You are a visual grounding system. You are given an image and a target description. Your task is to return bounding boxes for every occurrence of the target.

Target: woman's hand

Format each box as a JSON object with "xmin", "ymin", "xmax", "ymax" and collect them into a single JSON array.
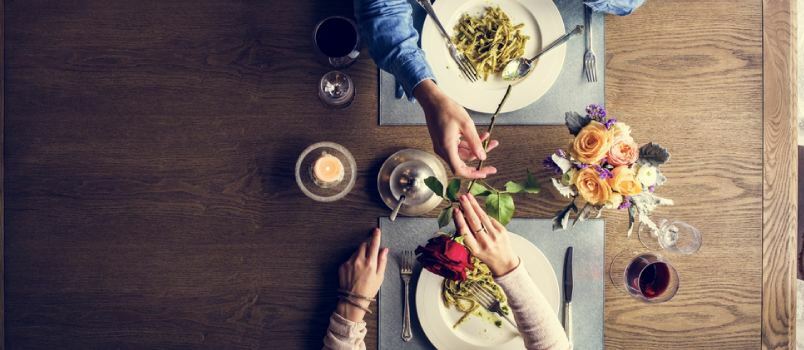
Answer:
[
  {"xmin": 454, "ymin": 194, "xmax": 519, "ymax": 276},
  {"xmin": 336, "ymin": 228, "xmax": 389, "ymax": 322},
  {"xmin": 415, "ymin": 80, "xmax": 499, "ymax": 179}
]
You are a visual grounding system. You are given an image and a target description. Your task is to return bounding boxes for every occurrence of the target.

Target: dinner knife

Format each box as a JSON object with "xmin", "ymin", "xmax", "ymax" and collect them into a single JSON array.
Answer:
[{"xmin": 563, "ymin": 247, "xmax": 573, "ymax": 348}]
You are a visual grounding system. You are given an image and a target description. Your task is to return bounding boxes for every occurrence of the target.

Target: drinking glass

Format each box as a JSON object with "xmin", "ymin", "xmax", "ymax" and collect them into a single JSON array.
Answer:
[
  {"xmin": 318, "ymin": 71, "xmax": 355, "ymax": 109},
  {"xmin": 609, "ymin": 251, "xmax": 679, "ymax": 303},
  {"xmin": 638, "ymin": 219, "xmax": 702, "ymax": 255},
  {"xmin": 313, "ymin": 16, "xmax": 360, "ymax": 68}
]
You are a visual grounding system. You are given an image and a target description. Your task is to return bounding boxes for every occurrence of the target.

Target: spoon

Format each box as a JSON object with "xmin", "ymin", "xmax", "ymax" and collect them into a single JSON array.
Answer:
[
  {"xmin": 502, "ymin": 25, "xmax": 584, "ymax": 81},
  {"xmin": 390, "ymin": 195, "xmax": 406, "ymax": 221}
]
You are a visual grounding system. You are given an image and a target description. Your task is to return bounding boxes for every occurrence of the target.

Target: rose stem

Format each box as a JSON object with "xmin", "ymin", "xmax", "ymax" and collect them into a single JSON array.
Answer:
[{"xmin": 467, "ymin": 84, "xmax": 513, "ymax": 192}]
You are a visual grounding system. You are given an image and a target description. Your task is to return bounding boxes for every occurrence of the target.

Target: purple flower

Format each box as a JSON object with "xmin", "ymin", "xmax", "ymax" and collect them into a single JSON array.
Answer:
[
  {"xmin": 586, "ymin": 104, "xmax": 607, "ymax": 121},
  {"xmin": 543, "ymin": 156, "xmax": 562, "ymax": 175},
  {"xmin": 556, "ymin": 148, "xmax": 567, "ymax": 158},
  {"xmin": 648, "ymin": 185, "xmax": 655, "ymax": 193},
  {"xmin": 604, "ymin": 118, "xmax": 617, "ymax": 129},
  {"xmin": 576, "ymin": 163, "xmax": 589, "ymax": 169},
  {"xmin": 594, "ymin": 165, "xmax": 613, "ymax": 179},
  {"xmin": 618, "ymin": 198, "xmax": 632, "ymax": 210}
]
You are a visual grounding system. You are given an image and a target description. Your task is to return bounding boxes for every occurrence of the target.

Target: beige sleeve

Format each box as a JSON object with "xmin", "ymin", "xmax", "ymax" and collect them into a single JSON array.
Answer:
[
  {"xmin": 494, "ymin": 262, "xmax": 571, "ymax": 350},
  {"xmin": 322, "ymin": 312, "xmax": 367, "ymax": 350}
]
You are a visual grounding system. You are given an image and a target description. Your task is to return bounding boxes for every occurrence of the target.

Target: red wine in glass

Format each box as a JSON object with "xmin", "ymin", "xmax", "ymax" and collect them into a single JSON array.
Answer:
[
  {"xmin": 618, "ymin": 253, "xmax": 679, "ymax": 303},
  {"xmin": 313, "ymin": 16, "xmax": 360, "ymax": 68}
]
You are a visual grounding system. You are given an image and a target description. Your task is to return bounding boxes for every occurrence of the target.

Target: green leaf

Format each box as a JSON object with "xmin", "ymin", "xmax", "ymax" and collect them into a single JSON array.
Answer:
[
  {"xmin": 424, "ymin": 176, "xmax": 445, "ymax": 198},
  {"xmin": 469, "ymin": 182, "xmax": 492, "ymax": 197},
  {"xmin": 485, "ymin": 192, "xmax": 515, "ymax": 226},
  {"xmin": 524, "ymin": 170, "xmax": 541, "ymax": 194},
  {"xmin": 437, "ymin": 206, "xmax": 453, "ymax": 228},
  {"xmin": 504, "ymin": 181, "xmax": 525, "ymax": 193},
  {"xmin": 446, "ymin": 179, "xmax": 461, "ymax": 202}
]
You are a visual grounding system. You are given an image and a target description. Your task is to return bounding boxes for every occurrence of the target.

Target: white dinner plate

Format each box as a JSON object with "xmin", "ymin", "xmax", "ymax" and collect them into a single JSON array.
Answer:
[
  {"xmin": 415, "ymin": 232, "xmax": 560, "ymax": 350},
  {"xmin": 421, "ymin": 0, "xmax": 566, "ymax": 114}
]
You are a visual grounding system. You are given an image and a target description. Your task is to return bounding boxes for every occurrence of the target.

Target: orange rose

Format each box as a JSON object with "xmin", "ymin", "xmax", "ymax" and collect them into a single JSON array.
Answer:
[
  {"xmin": 575, "ymin": 167, "xmax": 612, "ymax": 205},
  {"xmin": 607, "ymin": 139, "xmax": 639, "ymax": 166},
  {"xmin": 608, "ymin": 166, "xmax": 643, "ymax": 196},
  {"xmin": 571, "ymin": 121, "xmax": 611, "ymax": 164}
]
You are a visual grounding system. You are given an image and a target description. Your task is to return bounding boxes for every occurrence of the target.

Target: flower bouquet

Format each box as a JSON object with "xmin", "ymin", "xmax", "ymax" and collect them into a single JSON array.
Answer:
[{"xmin": 545, "ymin": 104, "xmax": 673, "ymax": 235}]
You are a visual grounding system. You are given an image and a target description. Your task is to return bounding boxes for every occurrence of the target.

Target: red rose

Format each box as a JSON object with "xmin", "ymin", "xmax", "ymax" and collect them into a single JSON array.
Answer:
[{"xmin": 415, "ymin": 235, "xmax": 473, "ymax": 281}]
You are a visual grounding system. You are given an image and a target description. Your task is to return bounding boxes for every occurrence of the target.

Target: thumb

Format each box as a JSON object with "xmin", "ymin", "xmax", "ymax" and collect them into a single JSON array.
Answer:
[{"xmin": 461, "ymin": 120, "xmax": 486, "ymax": 161}]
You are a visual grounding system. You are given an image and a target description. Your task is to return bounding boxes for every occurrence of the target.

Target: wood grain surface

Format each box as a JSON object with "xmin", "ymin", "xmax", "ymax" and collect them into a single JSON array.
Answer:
[
  {"xmin": 1, "ymin": 0, "xmax": 793, "ymax": 349},
  {"xmin": 763, "ymin": 0, "xmax": 797, "ymax": 348}
]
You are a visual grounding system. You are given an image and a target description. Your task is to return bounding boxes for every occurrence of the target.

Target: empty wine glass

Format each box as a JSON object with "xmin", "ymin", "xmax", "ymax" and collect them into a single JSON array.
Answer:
[
  {"xmin": 638, "ymin": 219, "xmax": 702, "ymax": 255},
  {"xmin": 609, "ymin": 251, "xmax": 680, "ymax": 303}
]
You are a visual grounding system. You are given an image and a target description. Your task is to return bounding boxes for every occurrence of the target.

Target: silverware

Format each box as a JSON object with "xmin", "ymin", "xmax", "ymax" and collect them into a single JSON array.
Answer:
[
  {"xmin": 414, "ymin": 0, "xmax": 478, "ymax": 81},
  {"xmin": 502, "ymin": 25, "xmax": 584, "ymax": 81},
  {"xmin": 468, "ymin": 284, "xmax": 517, "ymax": 329},
  {"xmin": 400, "ymin": 250, "xmax": 415, "ymax": 342},
  {"xmin": 563, "ymin": 247, "xmax": 574, "ymax": 348},
  {"xmin": 583, "ymin": 6, "xmax": 597, "ymax": 82}
]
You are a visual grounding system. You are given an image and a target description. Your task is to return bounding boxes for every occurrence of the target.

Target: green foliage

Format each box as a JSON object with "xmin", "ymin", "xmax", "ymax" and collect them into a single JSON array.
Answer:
[
  {"xmin": 424, "ymin": 177, "xmax": 445, "ymax": 198},
  {"xmin": 486, "ymin": 192, "xmax": 515, "ymax": 225},
  {"xmin": 446, "ymin": 179, "xmax": 461, "ymax": 202}
]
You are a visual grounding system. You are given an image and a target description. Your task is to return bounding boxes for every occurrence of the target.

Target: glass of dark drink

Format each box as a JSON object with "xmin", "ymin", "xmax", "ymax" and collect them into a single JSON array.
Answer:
[
  {"xmin": 313, "ymin": 16, "xmax": 360, "ymax": 68},
  {"xmin": 609, "ymin": 251, "xmax": 679, "ymax": 303}
]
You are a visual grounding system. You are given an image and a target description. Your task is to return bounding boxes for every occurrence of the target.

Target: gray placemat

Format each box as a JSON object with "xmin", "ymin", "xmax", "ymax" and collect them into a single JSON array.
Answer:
[
  {"xmin": 378, "ymin": 217, "xmax": 604, "ymax": 350},
  {"xmin": 378, "ymin": 0, "xmax": 605, "ymax": 125}
]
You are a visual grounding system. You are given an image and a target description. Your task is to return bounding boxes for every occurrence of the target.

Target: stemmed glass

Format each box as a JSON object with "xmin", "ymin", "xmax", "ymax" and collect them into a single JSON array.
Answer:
[
  {"xmin": 609, "ymin": 251, "xmax": 680, "ymax": 303},
  {"xmin": 638, "ymin": 219, "xmax": 702, "ymax": 255}
]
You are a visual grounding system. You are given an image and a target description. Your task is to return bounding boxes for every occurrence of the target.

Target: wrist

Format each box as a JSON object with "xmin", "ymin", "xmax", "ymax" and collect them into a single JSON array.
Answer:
[
  {"xmin": 490, "ymin": 256, "xmax": 520, "ymax": 277},
  {"xmin": 336, "ymin": 300, "xmax": 368, "ymax": 322},
  {"xmin": 413, "ymin": 80, "xmax": 446, "ymax": 112}
]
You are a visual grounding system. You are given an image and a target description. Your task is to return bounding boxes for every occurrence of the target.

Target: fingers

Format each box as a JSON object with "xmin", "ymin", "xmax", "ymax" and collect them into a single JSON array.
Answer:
[
  {"xmin": 367, "ymin": 228, "xmax": 381, "ymax": 260},
  {"xmin": 457, "ymin": 139, "xmax": 499, "ymax": 161},
  {"xmin": 453, "ymin": 207, "xmax": 479, "ymax": 252},
  {"xmin": 356, "ymin": 241, "xmax": 368, "ymax": 262},
  {"xmin": 377, "ymin": 248, "xmax": 389, "ymax": 274},
  {"xmin": 449, "ymin": 160, "xmax": 498, "ymax": 179},
  {"xmin": 468, "ymin": 194, "xmax": 494, "ymax": 233},
  {"xmin": 460, "ymin": 120, "xmax": 487, "ymax": 161},
  {"xmin": 490, "ymin": 217, "xmax": 505, "ymax": 232},
  {"xmin": 459, "ymin": 194, "xmax": 485, "ymax": 235}
]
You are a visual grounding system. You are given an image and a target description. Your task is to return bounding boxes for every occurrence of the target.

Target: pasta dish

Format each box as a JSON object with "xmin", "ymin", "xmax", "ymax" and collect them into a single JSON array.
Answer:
[
  {"xmin": 442, "ymin": 257, "xmax": 510, "ymax": 328},
  {"xmin": 452, "ymin": 6, "xmax": 529, "ymax": 80}
]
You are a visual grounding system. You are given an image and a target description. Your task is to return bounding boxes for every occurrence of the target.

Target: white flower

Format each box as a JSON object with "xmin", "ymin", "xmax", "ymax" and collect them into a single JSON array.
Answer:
[
  {"xmin": 552, "ymin": 153, "xmax": 572, "ymax": 174},
  {"xmin": 561, "ymin": 168, "xmax": 578, "ymax": 186},
  {"xmin": 636, "ymin": 164, "xmax": 658, "ymax": 187},
  {"xmin": 552, "ymin": 178, "xmax": 576, "ymax": 198},
  {"xmin": 605, "ymin": 193, "xmax": 623, "ymax": 209}
]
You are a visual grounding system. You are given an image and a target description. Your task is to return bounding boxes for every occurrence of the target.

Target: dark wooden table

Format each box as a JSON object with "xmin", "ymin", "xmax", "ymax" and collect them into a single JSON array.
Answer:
[{"xmin": 1, "ymin": 0, "xmax": 796, "ymax": 349}]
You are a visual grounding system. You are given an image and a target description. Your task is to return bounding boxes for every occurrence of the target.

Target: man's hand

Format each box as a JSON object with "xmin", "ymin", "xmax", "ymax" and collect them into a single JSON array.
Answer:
[{"xmin": 414, "ymin": 80, "xmax": 499, "ymax": 179}]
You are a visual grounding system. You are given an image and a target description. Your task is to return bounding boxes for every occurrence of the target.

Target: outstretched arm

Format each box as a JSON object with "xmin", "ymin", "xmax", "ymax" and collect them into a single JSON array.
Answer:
[
  {"xmin": 354, "ymin": 0, "xmax": 500, "ymax": 179},
  {"xmin": 323, "ymin": 229, "xmax": 389, "ymax": 350},
  {"xmin": 454, "ymin": 194, "xmax": 570, "ymax": 350}
]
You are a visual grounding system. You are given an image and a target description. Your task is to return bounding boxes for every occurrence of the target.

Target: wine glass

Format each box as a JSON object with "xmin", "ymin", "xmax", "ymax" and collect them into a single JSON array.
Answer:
[
  {"xmin": 609, "ymin": 251, "xmax": 680, "ymax": 303},
  {"xmin": 638, "ymin": 219, "xmax": 702, "ymax": 255},
  {"xmin": 313, "ymin": 16, "xmax": 360, "ymax": 68}
]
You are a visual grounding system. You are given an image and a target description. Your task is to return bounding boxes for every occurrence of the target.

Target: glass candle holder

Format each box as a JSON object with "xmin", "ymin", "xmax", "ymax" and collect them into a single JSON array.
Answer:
[
  {"xmin": 318, "ymin": 71, "xmax": 355, "ymax": 109},
  {"xmin": 295, "ymin": 142, "xmax": 356, "ymax": 202}
]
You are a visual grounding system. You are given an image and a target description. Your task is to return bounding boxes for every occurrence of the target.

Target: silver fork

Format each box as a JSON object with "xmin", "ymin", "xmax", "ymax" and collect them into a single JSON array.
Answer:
[
  {"xmin": 400, "ymin": 250, "xmax": 414, "ymax": 342},
  {"xmin": 583, "ymin": 5, "xmax": 597, "ymax": 83},
  {"xmin": 414, "ymin": 0, "xmax": 478, "ymax": 81},
  {"xmin": 469, "ymin": 284, "xmax": 517, "ymax": 328}
]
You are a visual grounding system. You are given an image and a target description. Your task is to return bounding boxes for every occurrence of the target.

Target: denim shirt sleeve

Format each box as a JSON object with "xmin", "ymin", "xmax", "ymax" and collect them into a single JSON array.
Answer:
[{"xmin": 354, "ymin": 0, "xmax": 435, "ymax": 98}]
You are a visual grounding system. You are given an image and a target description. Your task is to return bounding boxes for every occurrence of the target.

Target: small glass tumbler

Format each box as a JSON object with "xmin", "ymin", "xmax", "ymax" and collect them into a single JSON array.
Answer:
[{"xmin": 318, "ymin": 71, "xmax": 355, "ymax": 109}]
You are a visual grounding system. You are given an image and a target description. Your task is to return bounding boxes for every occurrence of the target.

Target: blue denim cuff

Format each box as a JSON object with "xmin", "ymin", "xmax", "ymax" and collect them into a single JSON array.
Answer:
[{"xmin": 391, "ymin": 50, "xmax": 435, "ymax": 100}]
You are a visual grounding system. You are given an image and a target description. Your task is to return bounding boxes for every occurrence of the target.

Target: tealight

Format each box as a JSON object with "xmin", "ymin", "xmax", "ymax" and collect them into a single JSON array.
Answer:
[{"xmin": 312, "ymin": 152, "xmax": 344, "ymax": 186}]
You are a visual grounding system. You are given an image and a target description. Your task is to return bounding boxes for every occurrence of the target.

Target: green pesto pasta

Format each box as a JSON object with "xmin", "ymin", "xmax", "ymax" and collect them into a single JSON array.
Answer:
[
  {"xmin": 452, "ymin": 6, "xmax": 529, "ymax": 80},
  {"xmin": 442, "ymin": 257, "xmax": 510, "ymax": 328}
]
